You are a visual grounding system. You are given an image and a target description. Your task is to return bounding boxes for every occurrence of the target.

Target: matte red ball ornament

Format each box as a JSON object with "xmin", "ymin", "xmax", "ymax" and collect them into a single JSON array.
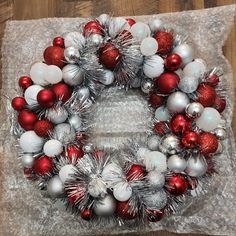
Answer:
[
  {"xmin": 196, "ymin": 83, "xmax": 216, "ymax": 107},
  {"xmin": 126, "ymin": 18, "xmax": 136, "ymax": 26},
  {"xmin": 53, "ymin": 36, "xmax": 65, "ymax": 48},
  {"xmin": 146, "ymin": 209, "xmax": 164, "ymax": 222},
  {"xmin": 214, "ymin": 96, "xmax": 226, "ymax": 113},
  {"xmin": 154, "ymin": 121, "xmax": 168, "ymax": 136},
  {"xmin": 116, "ymin": 201, "xmax": 138, "ymax": 220},
  {"xmin": 37, "ymin": 89, "xmax": 56, "ymax": 108},
  {"xmin": 181, "ymin": 131, "xmax": 199, "ymax": 149},
  {"xmin": 18, "ymin": 76, "xmax": 33, "ymax": 89},
  {"xmin": 34, "ymin": 119, "xmax": 54, "ymax": 137},
  {"xmin": 206, "ymin": 74, "xmax": 219, "ymax": 87},
  {"xmin": 18, "ymin": 109, "xmax": 38, "ymax": 130},
  {"xmin": 83, "ymin": 20, "xmax": 104, "ymax": 36},
  {"xmin": 51, "ymin": 82, "xmax": 72, "ymax": 103},
  {"xmin": 165, "ymin": 53, "xmax": 182, "ymax": 71},
  {"xmin": 154, "ymin": 31, "xmax": 174, "ymax": 55},
  {"xmin": 199, "ymin": 132, "xmax": 218, "ymax": 155},
  {"xmin": 11, "ymin": 97, "xmax": 27, "ymax": 111},
  {"xmin": 33, "ymin": 155, "xmax": 54, "ymax": 176},
  {"xmin": 67, "ymin": 145, "xmax": 84, "ymax": 161},
  {"xmin": 127, "ymin": 164, "xmax": 146, "ymax": 181},
  {"xmin": 165, "ymin": 174, "xmax": 188, "ymax": 196},
  {"xmin": 80, "ymin": 209, "xmax": 92, "ymax": 221},
  {"xmin": 43, "ymin": 46, "xmax": 65, "ymax": 68},
  {"xmin": 170, "ymin": 114, "xmax": 191, "ymax": 135},
  {"xmin": 99, "ymin": 43, "xmax": 121, "ymax": 70},
  {"xmin": 155, "ymin": 72, "xmax": 180, "ymax": 94},
  {"xmin": 149, "ymin": 93, "xmax": 165, "ymax": 108}
]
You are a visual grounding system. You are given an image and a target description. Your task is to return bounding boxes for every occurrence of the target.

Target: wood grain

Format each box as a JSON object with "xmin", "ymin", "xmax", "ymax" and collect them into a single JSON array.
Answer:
[{"xmin": 1, "ymin": 0, "xmax": 235, "ymax": 235}]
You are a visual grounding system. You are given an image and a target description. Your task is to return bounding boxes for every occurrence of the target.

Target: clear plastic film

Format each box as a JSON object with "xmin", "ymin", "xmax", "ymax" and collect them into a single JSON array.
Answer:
[{"xmin": 0, "ymin": 5, "xmax": 236, "ymax": 236}]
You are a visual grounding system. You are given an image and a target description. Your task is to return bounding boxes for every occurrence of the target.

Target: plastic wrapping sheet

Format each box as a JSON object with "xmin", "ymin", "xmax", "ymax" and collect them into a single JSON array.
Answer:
[{"xmin": 0, "ymin": 5, "xmax": 236, "ymax": 236}]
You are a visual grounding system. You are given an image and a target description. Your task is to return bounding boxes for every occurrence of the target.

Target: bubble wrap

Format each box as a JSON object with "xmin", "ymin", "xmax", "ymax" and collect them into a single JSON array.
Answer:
[{"xmin": 0, "ymin": 5, "xmax": 236, "ymax": 236}]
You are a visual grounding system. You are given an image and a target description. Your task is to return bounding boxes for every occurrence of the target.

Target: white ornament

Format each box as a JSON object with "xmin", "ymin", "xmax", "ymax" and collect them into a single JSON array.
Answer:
[
  {"xmin": 54, "ymin": 123, "xmax": 76, "ymax": 144},
  {"xmin": 19, "ymin": 131, "xmax": 44, "ymax": 153},
  {"xmin": 97, "ymin": 14, "xmax": 110, "ymax": 27},
  {"xmin": 46, "ymin": 65, "xmax": 63, "ymax": 84},
  {"xmin": 113, "ymin": 182, "xmax": 132, "ymax": 201},
  {"xmin": 64, "ymin": 46, "xmax": 80, "ymax": 63},
  {"xmin": 43, "ymin": 139, "xmax": 63, "ymax": 157},
  {"xmin": 30, "ymin": 62, "xmax": 48, "ymax": 86},
  {"xmin": 101, "ymin": 163, "xmax": 123, "ymax": 184},
  {"xmin": 68, "ymin": 114, "xmax": 82, "ymax": 131},
  {"xmin": 196, "ymin": 107, "xmax": 221, "ymax": 132},
  {"xmin": 167, "ymin": 155, "xmax": 187, "ymax": 173},
  {"xmin": 149, "ymin": 19, "xmax": 163, "ymax": 32},
  {"xmin": 99, "ymin": 70, "xmax": 114, "ymax": 85},
  {"xmin": 178, "ymin": 75, "xmax": 199, "ymax": 93},
  {"xmin": 140, "ymin": 37, "xmax": 158, "ymax": 56},
  {"xmin": 185, "ymin": 155, "xmax": 207, "ymax": 177},
  {"xmin": 24, "ymin": 85, "xmax": 44, "ymax": 105},
  {"xmin": 167, "ymin": 91, "xmax": 190, "ymax": 113},
  {"xmin": 59, "ymin": 164, "xmax": 76, "ymax": 183},
  {"xmin": 183, "ymin": 60, "xmax": 206, "ymax": 79},
  {"xmin": 108, "ymin": 17, "xmax": 129, "ymax": 38},
  {"xmin": 88, "ymin": 178, "xmax": 107, "ymax": 198},
  {"xmin": 155, "ymin": 106, "xmax": 171, "ymax": 121},
  {"xmin": 144, "ymin": 151, "xmax": 167, "ymax": 172},
  {"xmin": 62, "ymin": 64, "xmax": 84, "ymax": 86},
  {"xmin": 136, "ymin": 147, "xmax": 150, "ymax": 160},
  {"xmin": 47, "ymin": 175, "xmax": 64, "ymax": 198},
  {"xmin": 173, "ymin": 43, "xmax": 194, "ymax": 66},
  {"xmin": 21, "ymin": 153, "xmax": 35, "ymax": 168},
  {"xmin": 94, "ymin": 194, "xmax": 116, "ymax": 216},
  {"xmin": 64, "ymin": 32, "xmax": 85, "ymax": 49},
  {"xmin": 130, "ymin": 22, "xmax": 151, "ymax": 41},
  {"xmin": 147, "ymin": 135, "xmax": 160, "ymax": 151},
  {"xmin": 143, "ymin": 55, "xmax": 164, "ymax": 78},
  {"xmin": 147, "ymin": 171, "xmax": 165, "ymax": 188},
  {"xmin": 46, "ymin": 106, "xmax": 68, "ymax": 124}
]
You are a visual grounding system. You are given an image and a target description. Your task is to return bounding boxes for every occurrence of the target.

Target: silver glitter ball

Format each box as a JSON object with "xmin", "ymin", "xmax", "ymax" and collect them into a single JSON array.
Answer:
[
  {"xmin": 46, "ymin": 106, "xmax": 68, "ymax": 124},
  {"xmin": 160, "ymin": 134, "xmax": 181, "ymax": 155},
  {"xmin": 185, "ymin": 102, "xmax": 204, "ymax": 118},
  {"xmin": 185, "ymin": 155, "xmax": 208, "ymax": 177},
  {"xmin": 62, "ymin": 64, "xmax": 84, "ymax": 86},
  {"xmin": 68, "ymin": 114, "xmax": 82, "ymax": 131},
  {"xmin": 21, "ymin": 153, "xmax": 35, "ymax": 168},
  {"xmin": 143, "ymin": 189, "xmax": 167, "ymax": 210},
  {"xmin": 167, "ymin": 155, "xmax": 187, "ymax": 173},
  {"xmin": 167, "ymin": 91, "xmax": 190, "ymax": 113},
  {"xmin": 147, "ymin": 135, "xmax": 160, "ymax": 151},
  {"xmin": 213, "ymin": 127, "xmax": 226, "ymax": 140},
  {"xmin": 77, "ymin": 86, "xmax": 90, "ymax": 103},
  {"xmin": 64, "ymin": 46, "xmax": 80, "ymax": 63},
  {"xmin": 83, "ymin": 143, "xmax": 93, "ymax": 153},
  {"xmin": 54, "ymin": 123, "xmax": 76, "ymax": 144},
  {"xmin": 141, "ymin": 78, "xmax": 154, "ymax": 94},
  {"xmin": 147, "ymin": 171, "xmax": 165, "ymax": 188},
  {"xmin": 47, "ymin": 176, "xmax": 64, "ymax": 198},
  {"xmin": 87, "ymin": 33, "xmax": 103, "ymax": 46}
]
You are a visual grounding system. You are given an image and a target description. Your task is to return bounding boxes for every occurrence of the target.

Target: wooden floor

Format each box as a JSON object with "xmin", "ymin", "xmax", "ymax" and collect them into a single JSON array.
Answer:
[{"xmin": 0, "ymin": 0, "xmax": 235, "ymax": 236}]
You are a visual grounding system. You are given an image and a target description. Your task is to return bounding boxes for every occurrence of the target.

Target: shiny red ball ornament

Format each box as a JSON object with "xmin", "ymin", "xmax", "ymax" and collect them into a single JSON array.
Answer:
[
  {"xmin": 83, "ymin": 20, "xmax": 104, "ymax": 36},
  {"xmin": 37, "ymin": 89, "xmax": 56, "ymax": 108},
  {"xmin": 196, "ymin": 83, "xmax": 216, "ymax": 107},
  {"xmin": 99, "ymin": 43, "xmax": 121, "ymax": 70},
  {"xmin": 126, "ymin": 18, "xmax": 136, "ymax": 26},
  {"xmin": 51, "ymin": 82, "xmax": 72, "ymax": 103},
  {"xmin": 33, "ymin": 155, "xmax": 54, "ymax": 176},
  {"xmin": 206, "ymin": 74, "xmax": 219, "ymax": 87},
  {"xmin": 67, "ymin": 146, "xmax": 84, "ymax": 161},
  {"xmin": 34, "ymin": 119, "xmax": 54, "ymax": 137},
  {"xmin": 18, "ymin": 76, "xmax": 33, "ymax": 89},
  {"xmin": 149, "ymin": 93, "xmax": 165, "ymax": 108},
  {"xmin": 80, "ymin": 209, "xmax": 92, "ymax": 221},
  {"xmin": 181, "ymin": 131, "xmax": 199, "ymax": 149},
  {"xmin": 146, "ymin": 208, "xmax": 164, "ymax": 222},
  {"xmin": 214, "ymin": 96, "xmax": 226, "ymax": 113},
  {"xmin": 116, "ymin": 201, "xmax": 138, "ymax": 220},
  {"xmin": 154, "ymin": 31, "xmax": 174, "ymax": 55},
  {"xmin": 165, "ymin": 53, "xmax": 182, "ymax": 71},
  {"xmin": 154, "ymin": 72, "xmax": 180, "ymax": 94},
  {"xmin": 199, "ymin": 132, "xmax": 218, "ymax": 155},
  {"xmin": 23, "ymin": 167, "xmax": 35, "ymax": 180},
  {"xmin": 165, "ymin": 174, "xmax": 188, "ymax": 196},
  {"xmin": 18, "ymin": 109, "xmax": 38, "ymax": 130},
  {"xmin": 68, "ymin": 191, "xmax": 85, "ymax": 205},
  {"xmin": 11, "ymin": 97, "xmax": 27, "ymax": 111},
  {"xmin": 154, "ymin": 121, "xmax": 168, "ymax": 136},
  {"xmin": 170, "ymin": 114, "xmax": 191, "ymax": 135},
  {"xmin": 127, "ymin": 164, "xmax": 146, "ymax": 181},
  {"xmin": 53, "ymin": 36, "xmax": 65, "ymax": 48},
  {"xmin": 43, "ymin": 46, "xmax": 65, "ymax": 68}
]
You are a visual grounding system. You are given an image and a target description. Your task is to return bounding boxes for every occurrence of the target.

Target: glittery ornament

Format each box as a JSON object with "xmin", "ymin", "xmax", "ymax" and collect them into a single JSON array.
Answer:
[
  {"xmin": 170, "ymin": 114, "xmax": 191, "ymax": 135},
  {"xmin": 154, "ymin": 31, "xmax": 173, "ymax": 55},
  {"xmin": 154, "ymin": 121, "xmax": 169, "ymax": 136},
  {"xmin": 181, "ymin": 131, "xmax": 199, "ymax": 149},
  {"xmin": 149, "ymin": 93, "xmax": 165, "ymax": 108},
  {"xmin": 196, "ymin": 83, "xmax": 216, "ymax": 107},
  {"xmin": 199, "ymin": 132, "xmax": 218, "ymax": 155},
  {"xmin": 34, "ymin": 119, "xmax": 54, "ymax": 137}
]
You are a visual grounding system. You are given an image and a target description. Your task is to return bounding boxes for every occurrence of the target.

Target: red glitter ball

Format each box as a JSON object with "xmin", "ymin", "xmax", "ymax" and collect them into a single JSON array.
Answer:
[
  {"xmin": 181, "ymin": 131, "xmax": 199, "ymax": 149},
  {"xmin": 170, "ymin": 114, "xmax": 191, "ymax": 135},
  {"xmin": 149, "ymin": 93, "xmax": 165, "ymax": 108},
  {"xmin": 34, "ymin": 120, "xmax": 54, "ymax": 138},
  {"xmin": 196, "ymin": 83, "xmax": 216, "ymax": 107},
  {"xmin": 154, "ymin": 121, "xmax": 168, "ymax": 136},
  {"xmin": 214, "ymin": 96, "xmax": 226, "ymax": 113},
  {"xmin": 154, "ymin": 31, "xmax": 174, "ymax": 55},
  {"xmin": 199, "ymin": 132, "xmax": 218, "ymax": 155}
]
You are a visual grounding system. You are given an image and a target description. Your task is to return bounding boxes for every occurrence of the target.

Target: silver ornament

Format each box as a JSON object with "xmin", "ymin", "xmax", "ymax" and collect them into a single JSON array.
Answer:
[
  {"xmin": 185, "ymin": 155, "xmax": 208, "ymax": 177},
  {"xmin": 173, "ymin": 43, "xmax": 194, "ymax": 66},
  {"xmin": 143, "ymin": 189, "xmax": 167, "ymax": 210},
  {"xmin": 87, "ymin": 33, "xmax": 103, "ymax": 46},
  {"xmin": 141, "ymin": 78, "xmax": 153, "ymax": 94},
  {"xmin": 64, "ymin": 31, "xmax": 85, "ymax": 49},
  {"xmin": 213, "ymin": 127, "xmax": 226, "ymax": 140},
  {"xmin": 185, "ymin": 102, "xmax": 204, "ymax": 118},
  {"xmin": 94, "ymin": 194, "xmax": 116, "ymax": 216},
  {"xmin": 62, "ymin": 64, "xmax": 84, "ymax": 86},
  {"xmin": 130, "ymin": 77, "xmax": 141, "ymax": 88},
  {"xmin": 64, "ymin": 46, "xmax": 80, "ymax": 63},
  {"xmin": 147, "ymin": 135, "xmax": 160, "ymax": 151},
  {"xmin": 47, "ymin": 176, "xmax": 64, "ymax": 198},
  {"xmin": 149, "ymin": 19, "xmax": 163, "ymax": 33},
  {"xmin": 46, "ymin": 106, "xmax": 68, "ymax": 124},
  {"xmin": 160, "ymin": 134, "xmax": 181, "ymax": 155},
  {"xmin": 88, "ymin": 178, "xmax": 107, "ymax": 198},
  {"xmin": 21, "ymin": 153, "xmax": 35, "ymax": 168},
  {"xmin": 83, "ymin": 143, "xmax": 93, "ymax": 153},
  {"xmin": 178, "ymin": 75, "xmax": 199, "ymax": 93},
  {"xmin": 147, "ymin": 171, "xmax": 165, "ymax": 188},
  {"xmin": 54, "ymin": 123, "xmax": 76, "ymax": 144},
  {"xmin": 98, "ymin": 70, "xmax": 114, "ymax": 85},
  {"xmin": 77, "ymin": 86, "xmax": 90, "ymax": 103},
  {"xmin": 167, "ymin": 91, "xmax": 190, "ymax": 113},
  {"xmin": 68, "ymin": 114, "xmax": 82, "ymax": 131},
  {"xmin": 167, "ymin": 155, "xmax": 187, "ymax": 173}
]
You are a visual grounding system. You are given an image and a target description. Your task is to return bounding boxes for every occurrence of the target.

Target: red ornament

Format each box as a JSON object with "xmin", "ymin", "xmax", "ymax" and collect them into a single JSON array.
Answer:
[
  {"xmin": 187, "ymin": 177, "xmax": 198, "ymax": 190},
  {"xmin": 18, "ymin": 76, "xmax": 33, "ymax": 89},
  {"xmin": 181, "ymin": 131, "xmax": 199, "ymax": 149},
  {"xmin": 170, "ymin": 114, "xmax": 191, "ymax": 135},
  {"xmin": 214, "ymin": 96, "xmax": 226, "ymax": 113},
  {"xmin": 11, "ymin": 97, "xmax": 27, "ymax": 111},
  {"xmin": 53, "ymin": 36, "xmax": 65, "ymax": 48},
  {"xmin": 68, "ymin": 191, "xmax": 85, "ymax": 205},
  {"xmin": 146, "ymin": 208, "xmax": 164, "ymax": 222},
  {"xmin": 83, "ymin": 20, "xmax": 104, "ymax": 37},
  {"xmin": 51, "ymin": 82, "xmax": 72, "ymax": 103},
  {"xmin": 165, "ymin": 174, "xmax": 188, "ymax": 196},
  {"xmin": 99, "ymin": 43, "xmax": 121, "ymax": 70},
  {"xmin": 18, "ymin": 109, "xmax": 38, "ymax": 130},
  {"xmin": 149, "ymin": 93, "xmax": 165, "ymax": 108},
  {"xmin": 199, "ymin": 132, "xmax": 218, "ymax": 155},
  {"xmin": 126, "ymin": 18, "xmax": 136, "ymax": 26},
  {"xmin": 34, "ymin": 119, "xmax": 54, "ymax": 137},
  {"xmin": 154, "ymin": 72, "xmax": 180, "ymax": 94},
  {"xmin": 33, "ymin": 155, "xmax": 54, "ymax": 176},
  {"xmin": 119, "ymin": 30, "xmax": 133, "ymax": 41},
  {"xmin": 154, "ymin": 31, "xmax": 174, "ymax": 55},
  {"xmin": 116, "ymin": 201, "xmax": 138, "ymax": 220},
  {"xmin": 165, "ymin": 53, "xmax": 182, "ymax": 71},
  {"xmin": 127, "ymin": 164, "xmax": 146, "ymax": 181},
  {"xmin": 80, "ymin": 209, "xmax": 92, "ymax": 221},
  {"xmin": 37, "ymin": 89, "xmax": 56, "ymax": 108},
  {"xmin": 67, "ymin": 145, "xmax": 84, "ymax": 161},
  {"xmin": 154, "ymin": 121, "xmax": 168, "ymax": 136},
  {"xmin": 196, "ymin": 83, "xmax": 216, "ymax": 107},
  {"xmin": 206, "ymin": 74, "xmax": 219, "ymax": 87},
  {"xmin": 43, "ymin": 46, "xmax": 65, "ymax": 68},
  {"xmin": 23, "ymin": 167, "xmax": 35, "ymax": 180}
]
